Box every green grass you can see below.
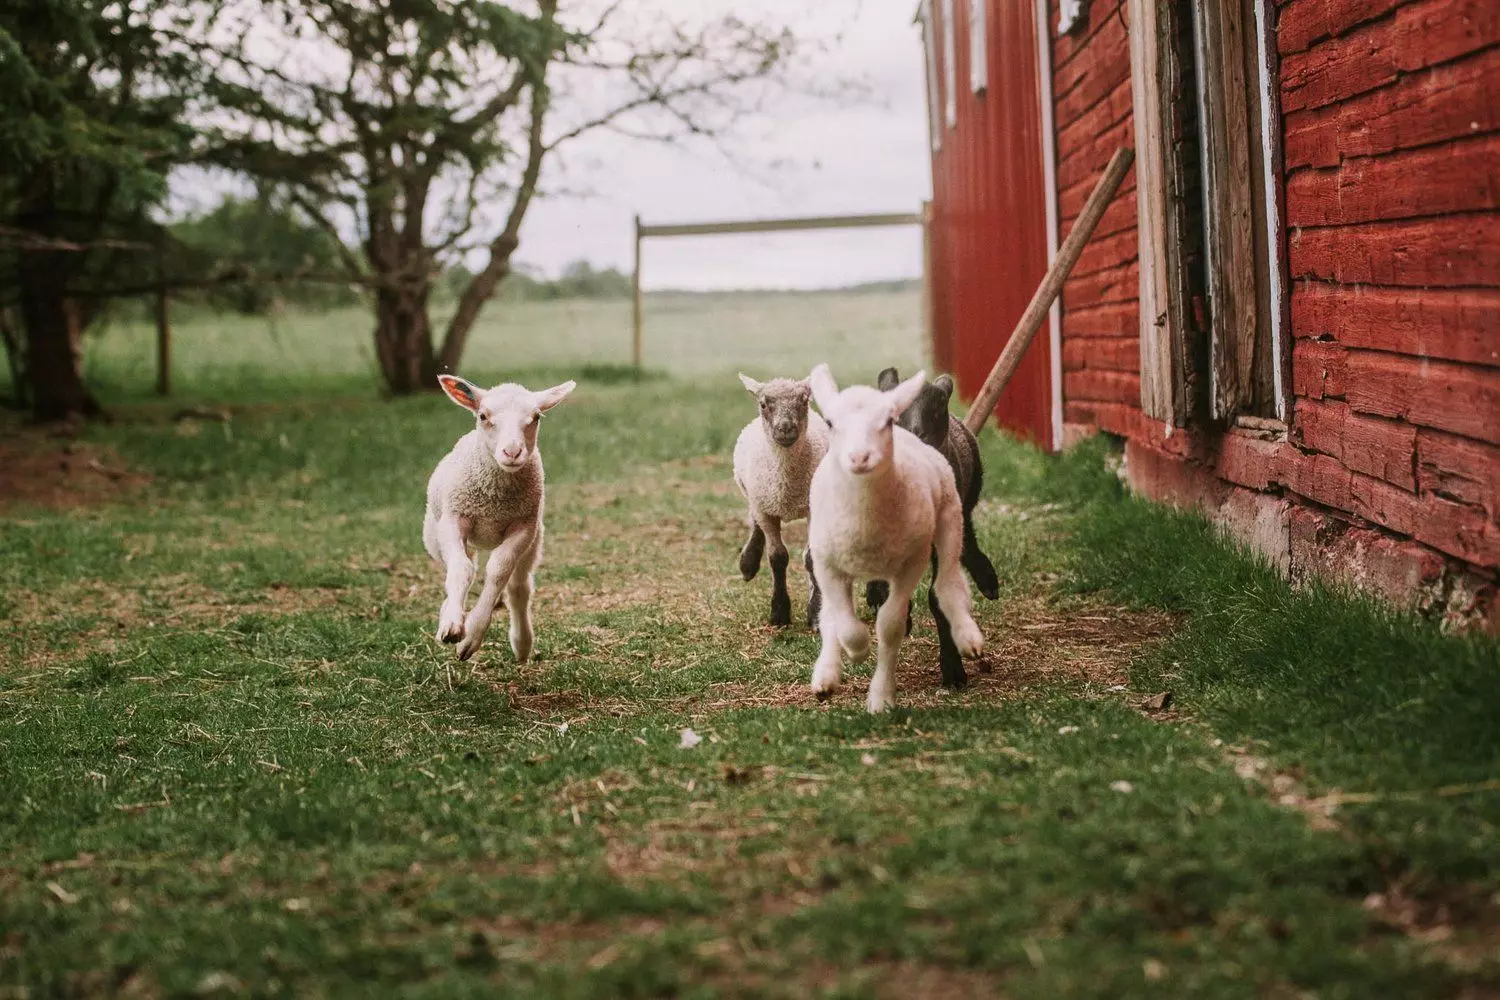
[2,303,1498,997]
[69,290,924,403]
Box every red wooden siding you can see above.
[926,0,1053,446]
[1008,0,1500,624]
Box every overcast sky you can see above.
[518,0,931,290]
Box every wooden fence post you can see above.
[155,243,171,396]
[631,215,643,370]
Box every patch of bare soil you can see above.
[0,431,148,510]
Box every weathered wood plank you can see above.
[1054,11,1130,102]
[1065,368,1142,402]
[1195,0,1262,419]
[1070,228,1140,278]
[1060,170,1137,221]
[1062,301,1138,337]
[1286,132,1500,227]
[1292,339,1349,399]
[1290,214,1500,286]
[1063,337,1140,371]
[1416,428,1500,520]
[1129,0,1196,424]
[1056,49,1132,131]
[1062,260,1139,310]
[1279,0,1499,114]
[1053,0,1126,70]
[1295,398,1419,491]
[1343,351,1500,445]
[1056,76,1134,158]
[1277,0,1401,56]
[1291,284,1500,367]
[1284,43,1500,168]
[1058,116,1135,190]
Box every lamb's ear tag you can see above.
[438,375,481,412]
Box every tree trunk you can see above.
[18,257,100,421]
[373,279,437,394]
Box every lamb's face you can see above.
[438,375,576,472]
[877,367,953,451]
[808,364,926,477]
[740,374,813,448]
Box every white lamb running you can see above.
[732,373,828,627]
[805,363,984,713]
[423,373,576,663]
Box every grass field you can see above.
[2,299,1498,998]
[75,290,925,401]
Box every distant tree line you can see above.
[1,0,803,419]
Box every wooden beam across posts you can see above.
[962,146,1136,436]
[637,212,922,238]
[629,210,924,368]
[631,214,643,369]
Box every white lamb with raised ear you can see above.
[806,363,984,712]
[423,373,576,663]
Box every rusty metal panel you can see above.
[926,0,1054,448]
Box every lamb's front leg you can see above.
[456,523,538,662]
[810,555,857,699]
[762,516,791,627]
[434,516,474,644]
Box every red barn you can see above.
[919,0,1499,628]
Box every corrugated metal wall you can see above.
[926,0,1054,447]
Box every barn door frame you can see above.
[1191,0,1292,423]
[1035,0,1064,451]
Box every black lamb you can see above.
[866,368,1000,614]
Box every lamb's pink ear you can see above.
[885,369,927,417]
[808,364,840,417]
[438,374,482,412]
[533,380,577,413]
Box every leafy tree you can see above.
[205,0,796,393]
[170,195,360,314]
[0,0,210,418]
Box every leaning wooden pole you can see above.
[962,146,1135,436]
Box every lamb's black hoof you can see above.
[815,689,832,703]
[769,595,792,627]
[740,552,761,581]
[936,659,972,692]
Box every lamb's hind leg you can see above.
[434,516,473,644]
[505,534,541,663]
[763,516,792,627]
[931,504,984,685]
[960,509,1001,600]
[927,550,965,689]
